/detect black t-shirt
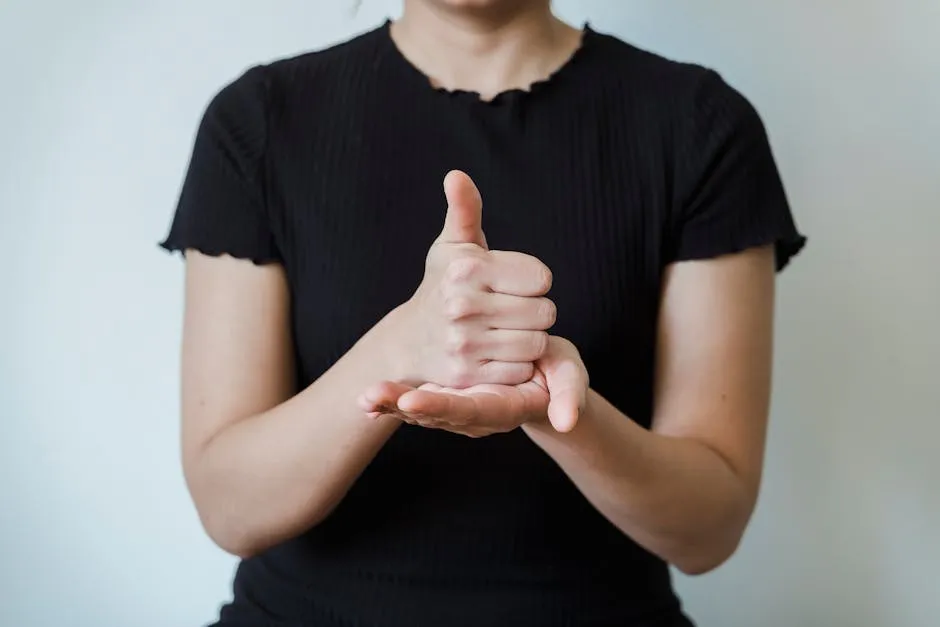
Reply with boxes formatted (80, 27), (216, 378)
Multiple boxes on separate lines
(161, 21), (805, 627)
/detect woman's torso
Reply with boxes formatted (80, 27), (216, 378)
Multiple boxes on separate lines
(214, 22), (701, 627)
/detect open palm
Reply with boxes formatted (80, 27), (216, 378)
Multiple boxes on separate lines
(359, 336), (587, 436)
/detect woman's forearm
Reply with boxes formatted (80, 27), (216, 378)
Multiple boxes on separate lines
(523, 389), (756, 575)
(189, 308), (410, 558)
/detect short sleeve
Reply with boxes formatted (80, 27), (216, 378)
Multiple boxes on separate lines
(159, 66), (281, 264)
(668, 70), (806, 271)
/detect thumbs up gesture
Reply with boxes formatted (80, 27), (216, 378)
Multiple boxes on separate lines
(362, 171), (589, 435)
(437, 169), (489, 249)
(396, 170), (557, 389)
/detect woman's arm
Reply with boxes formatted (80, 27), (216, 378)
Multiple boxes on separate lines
(179, 251), (407, 558)
(523, 245), (776, 575)
(177, 173), (554, 559)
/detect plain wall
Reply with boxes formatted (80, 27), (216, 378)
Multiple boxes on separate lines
(2, 1), (938, 626)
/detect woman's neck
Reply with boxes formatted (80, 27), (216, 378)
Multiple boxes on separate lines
(392, 1), (582, 100)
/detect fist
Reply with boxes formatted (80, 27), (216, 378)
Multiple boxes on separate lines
(398, 170), (556, 388)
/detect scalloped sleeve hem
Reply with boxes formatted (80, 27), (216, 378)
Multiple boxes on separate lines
(158, 65), (282, 266)
(667, 69), (807, 273)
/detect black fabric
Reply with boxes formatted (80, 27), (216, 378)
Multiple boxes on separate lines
(161, 21), (804, 627)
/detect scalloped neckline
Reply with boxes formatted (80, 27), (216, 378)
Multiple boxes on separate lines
(381, 19), (594, 107)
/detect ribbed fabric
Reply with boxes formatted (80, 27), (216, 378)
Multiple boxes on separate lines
(160, 21), (805, 627)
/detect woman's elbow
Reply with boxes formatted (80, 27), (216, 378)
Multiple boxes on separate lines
(673, 545), (736, 576)
(204, 522), (263, 559)
(671, 524), (747, 576)
(191, 489), (336, 559)
(191, 500), (268, 558)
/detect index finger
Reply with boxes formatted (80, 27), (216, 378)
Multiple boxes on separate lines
(396, 389), (480, 424)
(397, 389), (519, 428)
(483, 250), (553, 297)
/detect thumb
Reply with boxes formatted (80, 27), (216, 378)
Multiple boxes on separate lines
(438, 170), (487, 249)
(540, 347), (588, 434)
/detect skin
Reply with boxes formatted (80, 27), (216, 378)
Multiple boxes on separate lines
(181, 169), (551, 557)
(179, 0), (776, 574)
(392, 0), (583, 101)
(364, 224), (776, 574)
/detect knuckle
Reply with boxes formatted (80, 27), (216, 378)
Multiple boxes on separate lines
(445, 256), (485, 284)
(446, 361), (477, 388)
(445, 328), (475, 356)
(436, 279), (460, 303)
(442, 294), (476, 321)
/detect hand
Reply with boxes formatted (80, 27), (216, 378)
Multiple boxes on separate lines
(391, 170), (556, 388)
(359, 336), (589, 437)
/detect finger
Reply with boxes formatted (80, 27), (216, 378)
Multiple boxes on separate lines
(417, 382), (446, 392)
(397, 389), (479, 423)
(395, 409), (493, 438)
(542, 358), (588, 433)
(483, 250), (553, 296)
(398, 389), (520, 428)
(398, 412), (446, 428)
(480, 329), (550, 362)
(476, 293), (556, 330)
(438, 170), (487, 249)
(474, 360), (534, 386)
(546, 388), (581, 433)
(358, 381), (416, 413)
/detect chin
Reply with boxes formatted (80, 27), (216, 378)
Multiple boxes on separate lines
(429, 0), (537, 11)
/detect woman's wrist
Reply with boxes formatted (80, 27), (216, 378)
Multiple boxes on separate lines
(363, 302), (422, 386)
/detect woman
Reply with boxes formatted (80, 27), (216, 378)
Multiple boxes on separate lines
(160, 0), (806, 625)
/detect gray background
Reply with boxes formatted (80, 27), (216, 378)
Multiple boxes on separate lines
(1, 1), (938, 626)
